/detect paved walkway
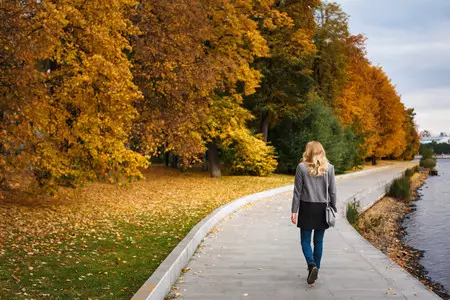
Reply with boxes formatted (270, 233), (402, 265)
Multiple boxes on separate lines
(168, 163), (440, 300)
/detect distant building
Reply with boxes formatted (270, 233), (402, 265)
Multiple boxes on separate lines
(421, 136), (450, 144)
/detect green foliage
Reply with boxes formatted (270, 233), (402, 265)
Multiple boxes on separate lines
(419, 146), (436, 168)
(313, 2), (350, 105)
(271, 99), (361, 173)
(387, 177), (410, 200)
(346, 200), (360, 228)
(404, 166), (419, 178)
(341, 125), (366, 170)
(222, 132), (278, 176)
(420, 158), (436, 169)
(388, 166), (419, 201)
(401, 108), (420, 160)
(420, 142), (450, 155)
(421, 146), (435, 159)
(244, 0), (318, 141)
(245, 55), (314, 134)
(433, 143), (450, 155)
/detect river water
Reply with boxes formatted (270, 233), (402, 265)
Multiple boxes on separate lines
(403, 159), (450, 292)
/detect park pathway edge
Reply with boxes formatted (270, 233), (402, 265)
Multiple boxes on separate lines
(131, 164), (411, 300)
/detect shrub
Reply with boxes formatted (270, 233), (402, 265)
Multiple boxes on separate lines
(387, 176), (410, 199)
(346, 200), (360, 226)
(222, 132), (278, 176)
(421, 147), (434, 160)
(404, 166), (419, 178)
(420, 158), (436, 169)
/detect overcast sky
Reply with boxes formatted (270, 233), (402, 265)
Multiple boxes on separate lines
(337, 0), (450, 135)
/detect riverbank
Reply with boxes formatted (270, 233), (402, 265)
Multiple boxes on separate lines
(356, 170), (450, 299)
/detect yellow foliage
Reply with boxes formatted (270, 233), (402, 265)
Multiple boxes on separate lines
(226, 132), (278, 176)
(0, 0), (146, 192)
(130, 0), (273, 164)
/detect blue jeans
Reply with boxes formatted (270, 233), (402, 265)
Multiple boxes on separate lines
(300, 228), (325, 269)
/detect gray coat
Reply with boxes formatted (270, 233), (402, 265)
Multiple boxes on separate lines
(291, 162), (337, 229)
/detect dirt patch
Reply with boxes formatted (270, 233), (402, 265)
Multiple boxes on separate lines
(357, 170), (450, 299)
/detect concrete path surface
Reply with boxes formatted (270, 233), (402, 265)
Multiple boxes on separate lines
(168, 163), (440, 300)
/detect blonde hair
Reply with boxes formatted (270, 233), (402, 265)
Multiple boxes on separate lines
(302, 141), (329, 177)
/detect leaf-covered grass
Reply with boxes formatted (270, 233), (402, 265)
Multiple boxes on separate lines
(0, 165), (294, 299)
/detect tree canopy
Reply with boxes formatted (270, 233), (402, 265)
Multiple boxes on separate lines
(0, 0), (420, 195)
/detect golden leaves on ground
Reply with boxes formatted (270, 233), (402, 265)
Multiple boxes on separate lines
(0, 166), (293, 299)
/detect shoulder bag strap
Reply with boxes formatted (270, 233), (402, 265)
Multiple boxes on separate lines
(325, 169), (329, 207)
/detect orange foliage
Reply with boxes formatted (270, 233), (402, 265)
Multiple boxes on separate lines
(130, 0), (279, 167)
(336, 35), (411, 159)
(0, 0), (146, 192)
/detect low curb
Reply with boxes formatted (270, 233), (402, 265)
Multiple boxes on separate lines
(131, 164), (403, 300)
(131, 185), (295, 300)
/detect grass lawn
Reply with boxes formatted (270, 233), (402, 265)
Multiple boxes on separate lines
(0, 166), (294, 299)
(343, 159), (397, 174)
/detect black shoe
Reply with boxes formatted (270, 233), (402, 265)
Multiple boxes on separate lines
(307, 264), (318, 284)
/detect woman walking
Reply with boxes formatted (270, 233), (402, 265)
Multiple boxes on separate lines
(291, 141), (337, 285)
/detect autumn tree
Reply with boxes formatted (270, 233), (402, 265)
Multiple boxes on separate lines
(0, 1), (42, 188)
(318, 3), (411, 164)
(335, 35), (380, 162)
(265, 1), (366, 172)
(130, 0), (278, 177)
(0, 0), (423, 193)
(401, 108), (420, 160)
(313, 2), (349, 106)
(243, 0), (320, 143)
(1, 0), (146, 193)
(370, 66), (406, 159)
(128, 0), (216, 168)
(336, 35), (410, 163)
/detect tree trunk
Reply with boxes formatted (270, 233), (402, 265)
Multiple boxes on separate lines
(207, 142), (221, 178)
(260, 111), (270, 143)
(371, 155), (377, 166)
(170, 154), (178, 168)
(164, 151), (170, 167)
(201, 150), (208, 171)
